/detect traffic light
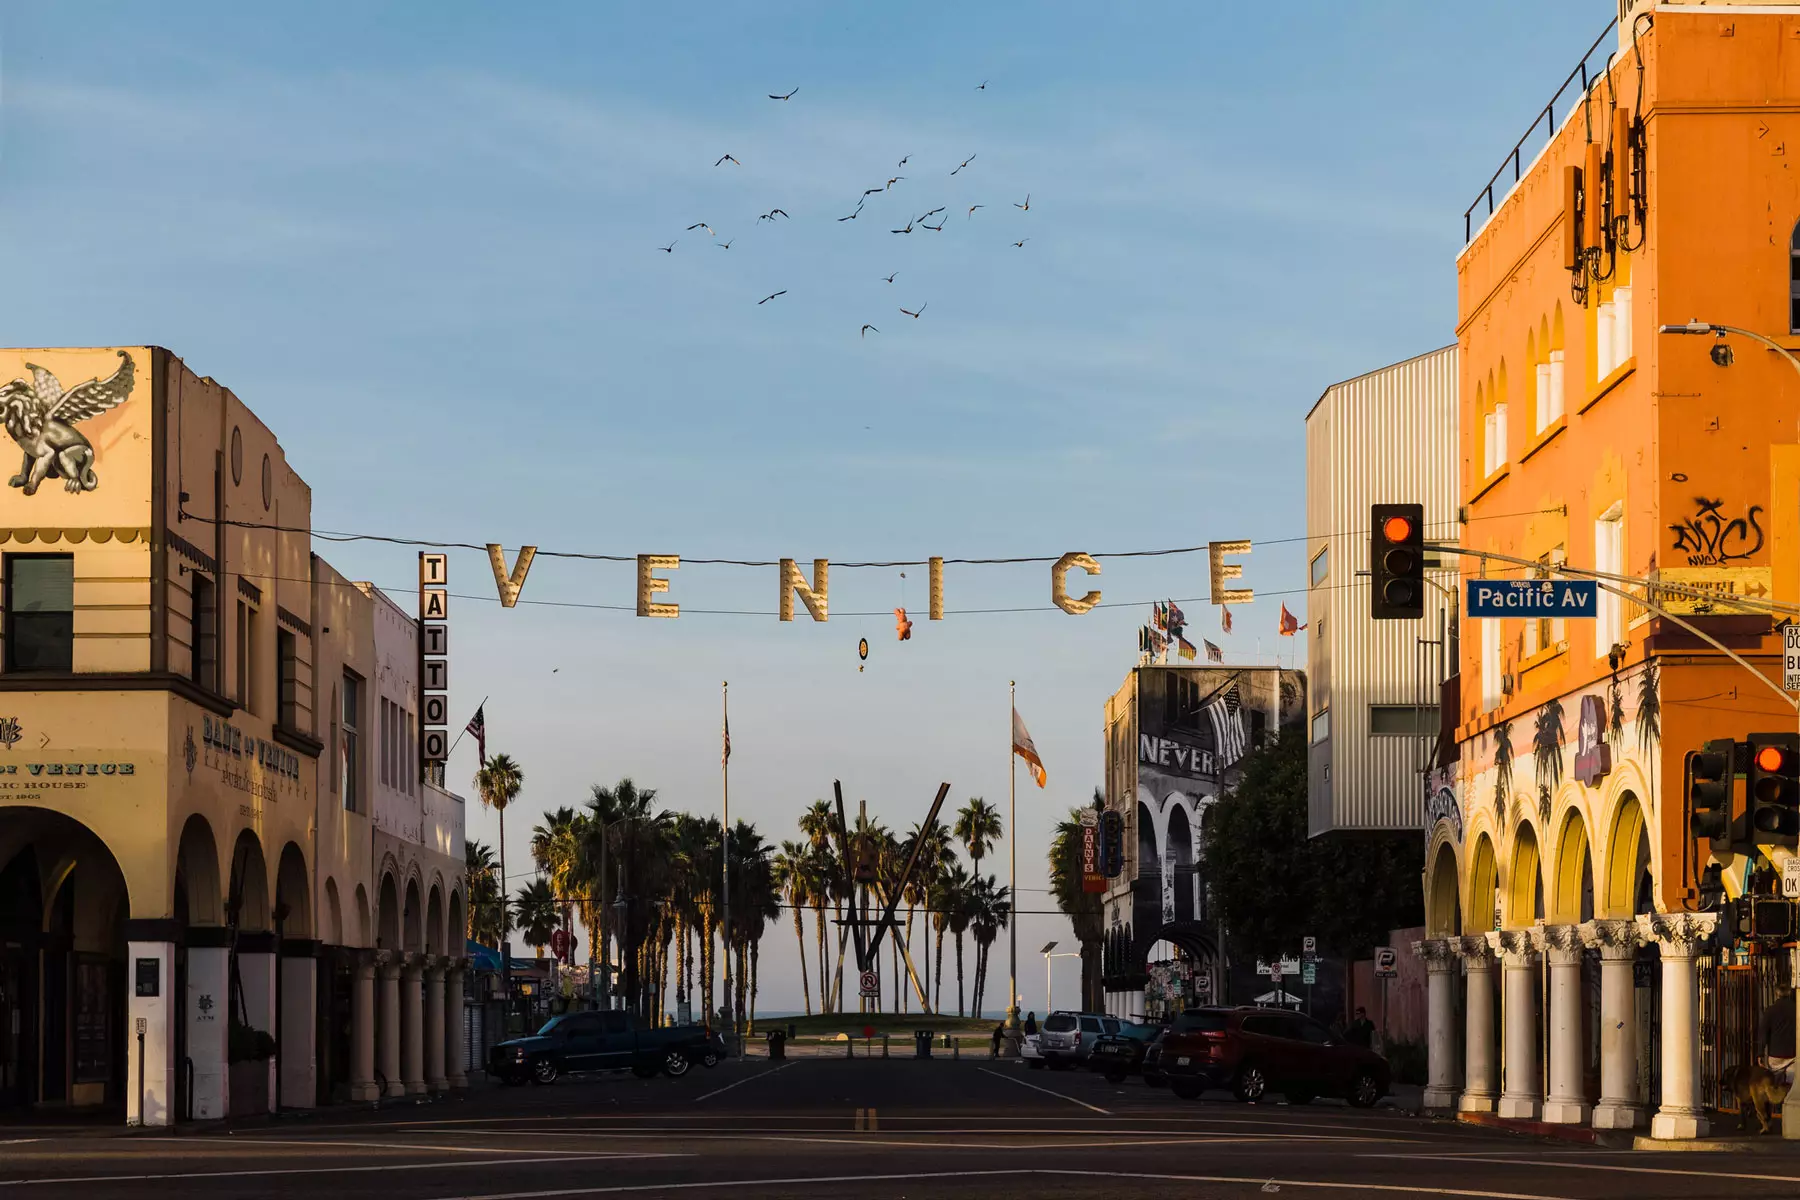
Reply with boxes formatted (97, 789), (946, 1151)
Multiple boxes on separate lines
(1747, 732), (1800, 842)
(1686, 739), (1736, 848)
(1369, 503), (1425, 620)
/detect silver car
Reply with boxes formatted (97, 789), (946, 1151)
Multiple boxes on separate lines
(1036, 1010), (1120, 1069)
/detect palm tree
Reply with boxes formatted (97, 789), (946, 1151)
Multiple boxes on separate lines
(1049, 795), (1105, 1011)
(515, 878), (559, 958)
(466, 841), (503, 947)
(798, 799), (842, 1010)
(931, 861), (973, 1016)
(474, 754), (525, 940)
(772, 840), (814, 1015)
(805, 843), (836, 1011)
(954, 797), (1003, 879)
(968, 874), (1011, 1017)
(904, 821), (952, 1012)
(588, 778), (672, 1017)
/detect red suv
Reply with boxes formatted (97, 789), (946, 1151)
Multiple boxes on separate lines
(1157, 1006), (1388, 1107)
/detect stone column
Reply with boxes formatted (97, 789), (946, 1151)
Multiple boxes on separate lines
(124, 938), (177, 1127)
(1540, 925), (1589, 1125)
(185, 935), (232, 1120)
(237, 936), (278, 1114)
(1640, 912), (1717, 1140)
(1454, 935), (1498, 1113)
(445, 959), (469, 1089)
(278, 940), (318, 1110)
(1584, 919), (1644, 1131)
(424, 958), (447, 1092)
(350, 951), (380, 1102)
(378, 953), (405, 1099)
(401, 954), (427, 1096)
(1490, 928), (1541, 1121)
(1413, 939), (1460, 1112)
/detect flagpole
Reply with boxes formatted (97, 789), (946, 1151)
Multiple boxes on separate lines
(721, 680), (732, 1050)
(446, 695), (490, 759)
(1008, 679), (1019, 1041)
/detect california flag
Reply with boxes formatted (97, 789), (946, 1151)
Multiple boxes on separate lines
(1012, 707), (1047, 789)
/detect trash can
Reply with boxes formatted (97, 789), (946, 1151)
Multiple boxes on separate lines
(766, 1030), (787, 1060)
(914, 1030), (933, 1059)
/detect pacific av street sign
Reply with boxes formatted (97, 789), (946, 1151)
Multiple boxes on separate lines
(1466, 578), (1597, 618)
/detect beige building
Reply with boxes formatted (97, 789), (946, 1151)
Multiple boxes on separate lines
(0, 346), (466, 1124)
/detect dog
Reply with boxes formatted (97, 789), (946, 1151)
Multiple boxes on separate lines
(1723, 1062), (1791, 1133)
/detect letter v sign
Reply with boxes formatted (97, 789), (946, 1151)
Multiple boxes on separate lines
(486, 544), (538, 608)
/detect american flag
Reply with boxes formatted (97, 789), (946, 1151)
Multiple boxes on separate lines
(465, 704), (486, 764)
(1204, 683), (1248, 765)
(722, 710), (731, 768)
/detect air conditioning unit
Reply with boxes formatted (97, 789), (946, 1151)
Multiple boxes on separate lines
(1501, 673), (1516, 697)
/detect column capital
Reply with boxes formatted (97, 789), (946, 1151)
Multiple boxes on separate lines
(375, 949), (401, 978)
(1580, 918), (1643, 961)
(1542, 923), (1585, 965)
(1637, 912), (1719, 956)
(1452, 933), (1497, 963)
(1412, 938), (1460, 971)
(424, 958), (447, 983)
(1486, 927), (1542, 965)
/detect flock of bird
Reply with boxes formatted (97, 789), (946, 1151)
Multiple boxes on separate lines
(655, 81), (1034, 338)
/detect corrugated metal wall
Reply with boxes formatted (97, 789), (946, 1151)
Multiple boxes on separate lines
(1305, 346), (1459, 835)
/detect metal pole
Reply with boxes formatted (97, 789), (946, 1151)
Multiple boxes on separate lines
(721, 681), (732, 1051)
(1008, 681), (1019, 1035)
(1046, 951), (1053, 1014)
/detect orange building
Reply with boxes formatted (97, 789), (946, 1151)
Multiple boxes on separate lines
(1417, 1), (1800, 1140)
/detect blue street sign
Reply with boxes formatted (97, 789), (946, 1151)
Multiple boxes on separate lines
(1466, 578), (1597, 618)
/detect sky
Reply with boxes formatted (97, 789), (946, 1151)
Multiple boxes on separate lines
(2, 1), (1608, 1014)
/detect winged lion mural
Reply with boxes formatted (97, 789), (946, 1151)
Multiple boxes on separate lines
(1, 351), (134, 495)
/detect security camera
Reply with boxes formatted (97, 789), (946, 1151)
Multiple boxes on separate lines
(1711, 338), (1735, 367)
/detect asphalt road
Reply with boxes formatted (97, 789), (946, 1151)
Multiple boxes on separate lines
(4, 1059), (1800, 1198)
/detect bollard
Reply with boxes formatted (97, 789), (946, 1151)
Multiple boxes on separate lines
(952, 1036), (960, 1060)
(882, 1035), (889, 1059)
(845, 1034), (854, 1059)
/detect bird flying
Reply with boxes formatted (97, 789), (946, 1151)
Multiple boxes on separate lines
(1013, 239), (1028, 247)
(861, 324), (879, 338)
(838, 199), (865, 222)
(976, 80), (988, 90)
(891, 219), (914, 234)
(967, 205), (984, 218)
(658, 241), (677, 253)
(1014, 193), (1031, 211)
(715, 154), (740, 167)
(920, 207), (945, 219)
(882, 272), (897, 283)
(717, 239), (734, 249)
(757, 208), (790, 223)
(898, 155), (910, 167)
(758, 290), (787, 304)
(686, 222), (713, 234)
(922, 219), (945, 232)
(768, 87), (799, 100)
(951, 154), (976, 175)
(863, 187), (884, 197)
(886, 176), (905, 190)
(900, 303), (926, 319)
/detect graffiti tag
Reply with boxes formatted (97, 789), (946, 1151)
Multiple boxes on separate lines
(1669, 497), (1764, 566)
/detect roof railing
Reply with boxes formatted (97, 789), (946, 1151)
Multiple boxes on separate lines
(1463, 18), (1619, 244)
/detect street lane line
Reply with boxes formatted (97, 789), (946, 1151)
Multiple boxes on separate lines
(1050, 1170), (1576, 1199)
(0, 1152), (685, 1188)
(450, 1169), (1039, 1198)
(977, 1066), (1109, 1114)
(692, 1059), (798, 1103)
(191, 1137), (611, 1156)
(1356, 1153), (1800, 1184)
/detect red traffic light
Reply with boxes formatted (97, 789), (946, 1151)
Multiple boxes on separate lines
(1381, 515), (1414, 543)
(1757, 744), (1793, 774)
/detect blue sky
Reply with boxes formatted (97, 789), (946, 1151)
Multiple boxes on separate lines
(2, 1), (1606, 1013)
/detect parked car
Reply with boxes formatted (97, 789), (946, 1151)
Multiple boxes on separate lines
(1141, 1028), (1168, 1087)
(1036, 1010), (1121, 1069)
(1086, 1021), (1161, 1083)
(489, 1009), (726, 1084)
(1157, 1006), (1388, 1106)
(1022, 1031), (1045, 1068)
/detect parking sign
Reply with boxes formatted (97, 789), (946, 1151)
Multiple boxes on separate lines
(1374, 947), (1398, 979)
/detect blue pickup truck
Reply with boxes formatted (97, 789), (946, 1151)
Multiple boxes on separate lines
(489, 1010), (725, 1084)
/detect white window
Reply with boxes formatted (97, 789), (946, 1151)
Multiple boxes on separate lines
(1481, 618), (1503, 712)
(1483, 405), (1509, 476)
(1595, 504), (1624, 656)
(1596, 301), (1616, 379)
(1547, 350), (1565, 424)
(1535, 362), (1553, 434)
(1310, 547), (1329, 587)
(1311, 709), (1330, 745)
(1612, 285), (1632, 367)
(1483, 413), (1497, 475)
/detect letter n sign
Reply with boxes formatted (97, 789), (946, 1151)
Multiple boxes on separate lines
(419, 553), (449, 772)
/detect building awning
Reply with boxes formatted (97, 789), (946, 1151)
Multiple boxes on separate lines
(1252, 989), (1304, 1007)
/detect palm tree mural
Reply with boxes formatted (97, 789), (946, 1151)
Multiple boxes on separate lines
(474, 754), (524, 940)
(1492, 720), (1515, 825)
(1637, 660), (1661, 752)
(1608, 670), (1626, 746)
(1049, 799), (1105, 1011)
(1533, 698), (1566, 823)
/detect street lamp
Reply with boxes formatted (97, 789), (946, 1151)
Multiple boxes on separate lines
(1040, 941), (1080, 1014)
(1661, 317), (1800, 1141)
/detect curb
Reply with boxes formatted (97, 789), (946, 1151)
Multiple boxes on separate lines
(1456, 1111), (1597, 1144)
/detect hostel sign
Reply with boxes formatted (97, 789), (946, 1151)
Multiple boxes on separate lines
(1465, 579), (1597, 618)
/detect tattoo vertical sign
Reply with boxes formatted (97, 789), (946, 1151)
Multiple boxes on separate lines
(419, 552), (449, 783)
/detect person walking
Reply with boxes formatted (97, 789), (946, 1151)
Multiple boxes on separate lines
(1344, 1006), (1376, 1049)
(991, 1022), (1005, 1058)
(1023, 1012), (1038, 1036)
(1761, 985), (1796, 1086)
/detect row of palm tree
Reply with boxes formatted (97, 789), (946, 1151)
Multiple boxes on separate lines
(464, 755), (1017, 1020)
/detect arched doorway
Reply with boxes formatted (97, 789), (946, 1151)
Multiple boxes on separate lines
(1426, 842), (1461, 938)
(0, 809), (131, 1112)
(1467, 834), (1498, 934)
(1552, 811), (1595, 925)
(1506, 824), (1544, 928)
(1166, 806), (1195, 923)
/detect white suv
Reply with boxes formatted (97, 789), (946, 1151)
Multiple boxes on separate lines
(1037, 1011), (1119, 1069)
